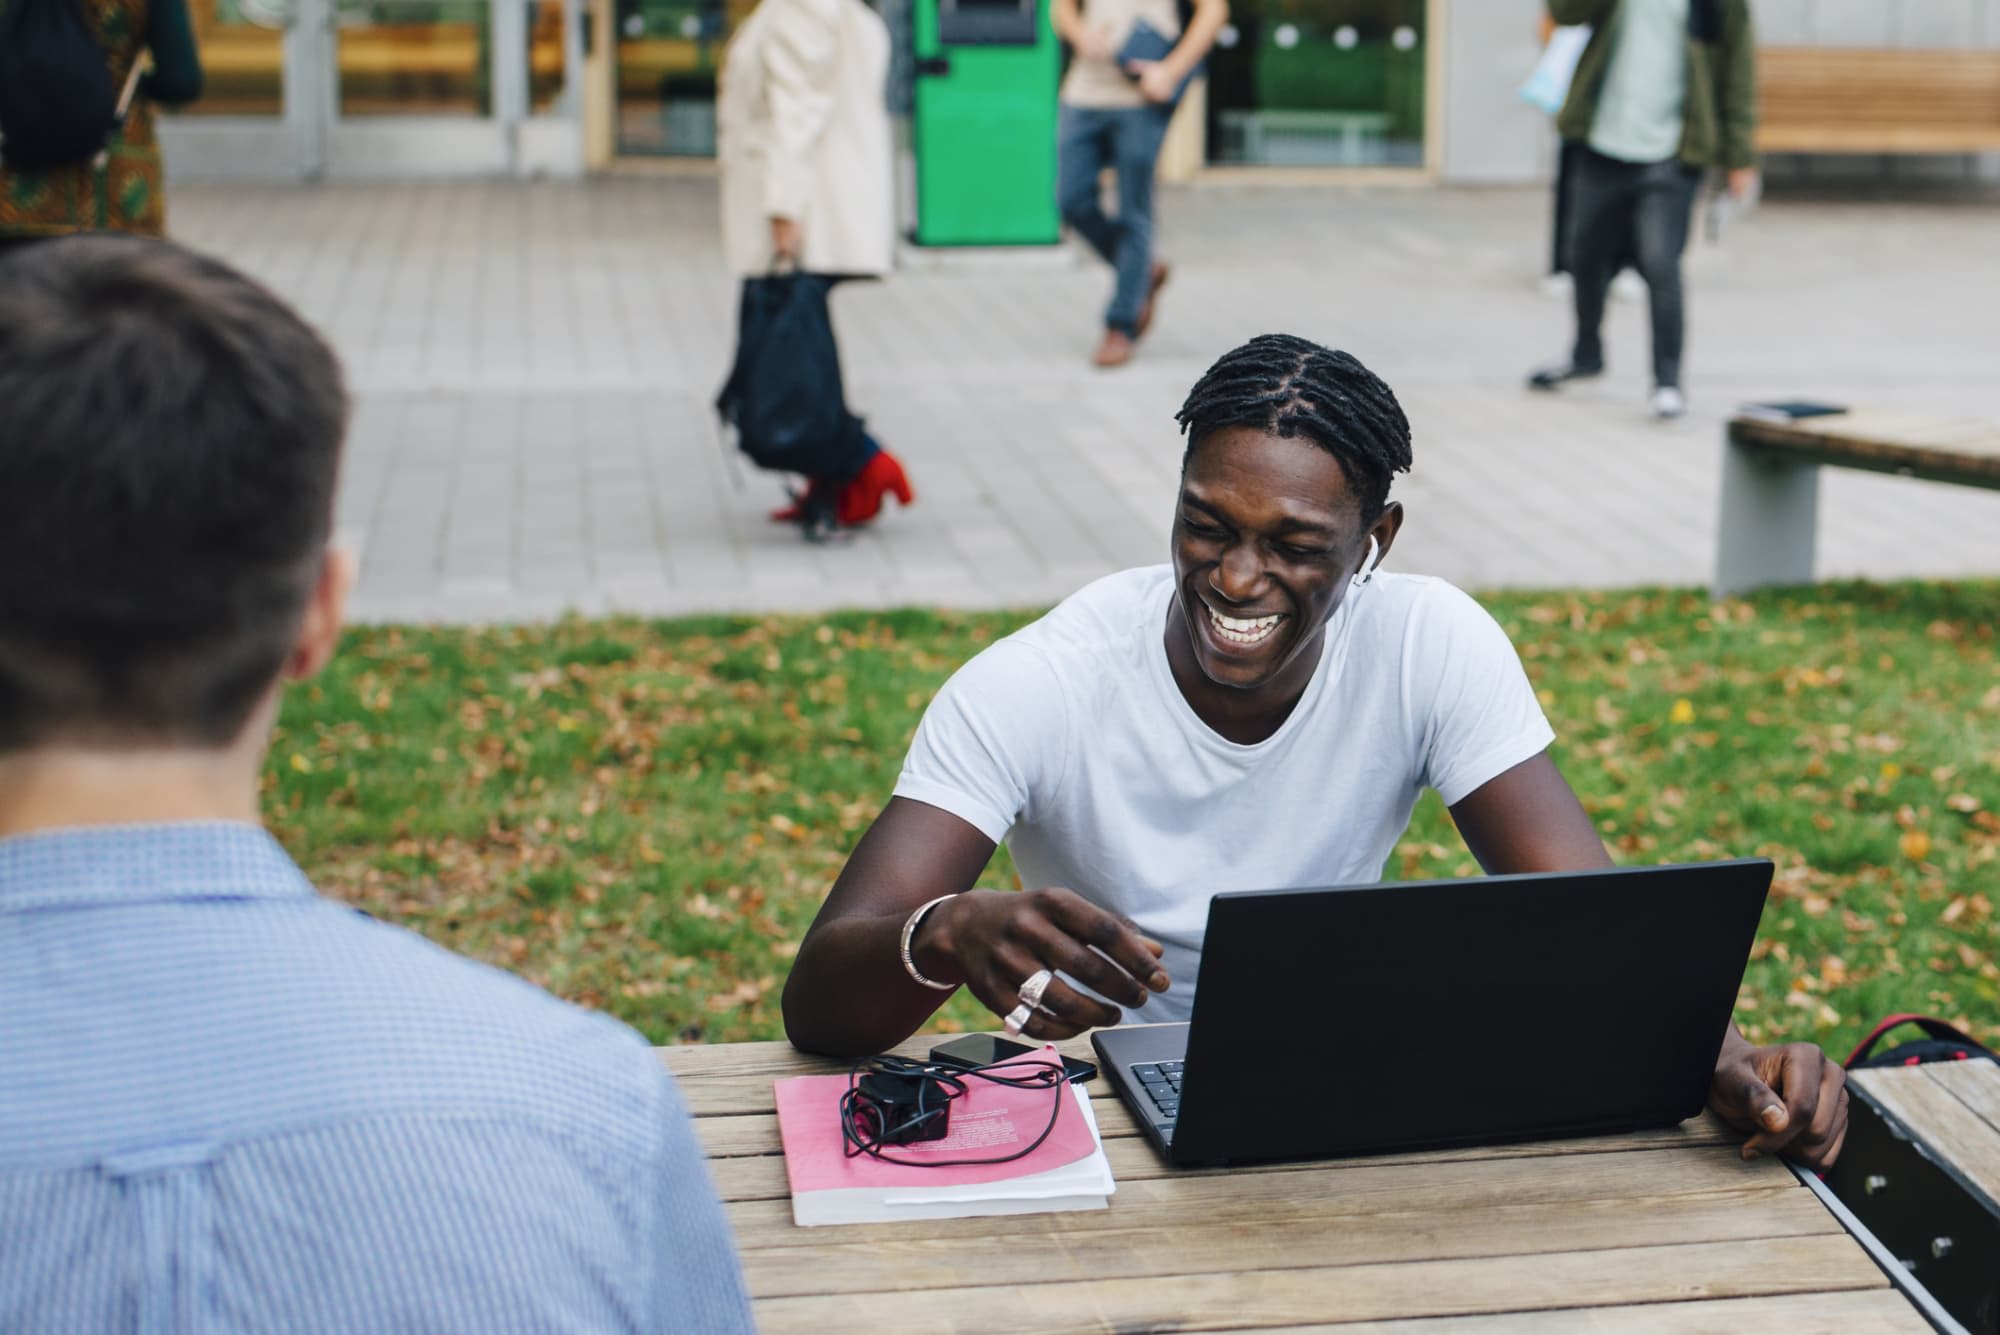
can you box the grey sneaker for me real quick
[1650,386,1687,419]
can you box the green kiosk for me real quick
[911,0,1062,246]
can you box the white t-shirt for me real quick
[893,565,1556,1023]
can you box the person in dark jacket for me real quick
[0,0,203,244]
[1526,0,1756,420]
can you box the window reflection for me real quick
[530,0,567,112]
[1205,0,1425,167]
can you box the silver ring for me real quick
[1002,1002,1035,1034]
[1017,968,1054,1010]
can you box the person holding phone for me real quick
[782,333,1849,1171]
[1051,0,1226,369]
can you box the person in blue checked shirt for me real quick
[0,236,754,1334]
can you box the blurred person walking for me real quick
[717,0,914,539]
[1053,0,1225,369]
[0,0,203,247]
[1525,0,1756,420]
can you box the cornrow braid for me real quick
[1175,334,1413,519]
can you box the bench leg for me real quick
[1713,442,1819,599]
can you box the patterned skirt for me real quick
[0,104,167,238]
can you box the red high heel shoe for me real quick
[833,449,914,526]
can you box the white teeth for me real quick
[1207,606,1281,645]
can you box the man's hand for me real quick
[1709,1038,1848,1168]
[913,887,1170,1039]
[1130,59,1180,104]
[770,216,803,260]
[1726,166,1760,202]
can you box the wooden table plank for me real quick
[1265,1288,1931,1332]
[749,1235,1885,1333]
[712,1127,1776,1207]
[696,1103,1737,1188]
[722,1146,1798,1245]
[676,1063,1736,1159]
[734,1184,1840,1299]
[694,1087,1733,1145]
[1926,1058,2000,1137]
[1852,1063,2000,1205]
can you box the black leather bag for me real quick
[715,272,872,482]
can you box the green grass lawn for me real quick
[266,581,2000,1055]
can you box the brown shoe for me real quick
[1134,261,1171,339]
[1092,328,1136,368]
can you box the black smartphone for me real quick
[928,1033,1098,1084]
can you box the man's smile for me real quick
[1202,600,1286,648]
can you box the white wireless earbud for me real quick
[1353,535,1381,588]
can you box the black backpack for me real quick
[0,0,121,170]
[1846,1014,2000,1070]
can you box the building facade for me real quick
[157,0,2000,186]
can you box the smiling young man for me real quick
[783,334,1848,1168]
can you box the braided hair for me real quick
[1175,335,1413,519]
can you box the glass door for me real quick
[157,0,319,178]
[160,0,541,177]
[319,0,516,173]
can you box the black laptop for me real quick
[1092,859,1772,1167]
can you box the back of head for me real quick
[0,235,347,752]
[1175,333,1414,519]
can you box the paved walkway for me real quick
[172,178,2000,622]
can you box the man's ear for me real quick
[1368,501,1406,569]
[284,548,355,683]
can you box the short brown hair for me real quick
[0,235,348,750]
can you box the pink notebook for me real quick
[774,1047,1114,1225]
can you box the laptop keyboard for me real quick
[1133,1060,1184,1124]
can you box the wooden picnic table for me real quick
[662,1034,1931,1333]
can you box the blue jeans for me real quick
[1057,103,1172,336]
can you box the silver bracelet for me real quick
[899,894,960,992]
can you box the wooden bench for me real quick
[1827,1060,2000,1331]
[1757,48,2000,155]
[1712,410,2000,597]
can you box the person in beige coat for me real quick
[717,0,913,531]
